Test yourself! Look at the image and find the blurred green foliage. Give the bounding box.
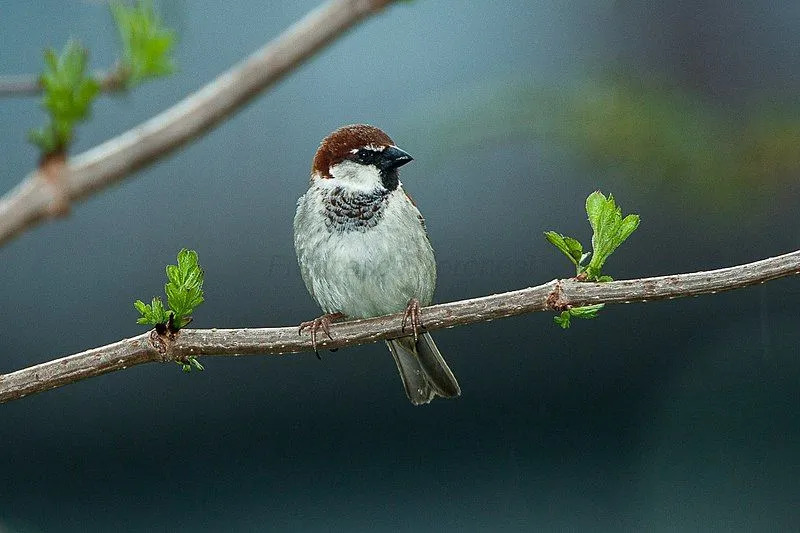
[111,0,176,87]
[29,0,175,156]
[416,74,800,207]
[28,40,100,154]
[556,78,800,194]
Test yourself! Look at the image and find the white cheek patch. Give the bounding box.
[328,160,384,192]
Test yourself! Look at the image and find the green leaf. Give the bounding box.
[553,311,571,329]
[111,0,176,87]
[134,296,169,325]
[544,231,587,274]
[133,299,148,314]
[553,304,606,329]
[163,248,204,329]
[29,40,100,154]
[584,191,640,280]
[618,214,641,243]
[546,191,638,325]
[176,356,203,373]
[134,248,203,331]
[569,304,605,319]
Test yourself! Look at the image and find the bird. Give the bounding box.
[293,124,461,405]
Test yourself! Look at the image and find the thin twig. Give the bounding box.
[0,74,44,96]
[2,249,798,404]
[0,69,126,97]
[0,0,395,247]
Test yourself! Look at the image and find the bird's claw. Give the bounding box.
[401,298,424,342]
[298,313,343,358]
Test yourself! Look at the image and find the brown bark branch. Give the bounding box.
[0,74,42,96]
[0,69,125,97]
[2,249,798,404]
[0,0,395,247]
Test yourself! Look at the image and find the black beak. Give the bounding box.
[380,146,413,171]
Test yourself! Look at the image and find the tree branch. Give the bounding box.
[0,0,395,247]
[0,74,42,96]
[2,249,798,404]
[0,69,126,97]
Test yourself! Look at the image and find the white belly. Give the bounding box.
[294,186,436,319]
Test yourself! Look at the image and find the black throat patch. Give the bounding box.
[381,168,399,191]
[323,187,391,232]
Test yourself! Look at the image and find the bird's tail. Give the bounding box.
[386,333,461,405]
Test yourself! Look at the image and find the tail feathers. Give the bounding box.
[386,333,461,405]
[387,338,435,405]
[415,333,461,398]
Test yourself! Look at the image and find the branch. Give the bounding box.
[0,74,41,96]
[2,249,798,404]
[0,69,125,97]
[0,0,395,247]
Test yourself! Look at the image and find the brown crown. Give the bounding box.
[312,124,395,178]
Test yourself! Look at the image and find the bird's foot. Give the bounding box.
[298,312,345,358]
[401,298,424,342]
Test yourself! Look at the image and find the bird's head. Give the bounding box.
[311,124,413,192]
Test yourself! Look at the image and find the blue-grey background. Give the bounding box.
[1,1,799,531]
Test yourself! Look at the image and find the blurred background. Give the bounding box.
[1,1,799,530]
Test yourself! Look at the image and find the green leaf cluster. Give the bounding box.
[543,232,589,274]
[179,357,204,373]
[585,192,640,280]
[553,304,605,329]
[545,191,639,281]
[544,191,639,328]
[28,1,175,156]
[111,0,176,87]
[28,40,100,154]
[134,296,169,326]
[165,249,204,328]
[134,249,204,331]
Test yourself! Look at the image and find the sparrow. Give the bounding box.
[293,124,461,405]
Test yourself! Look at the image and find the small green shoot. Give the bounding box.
[545,191,640,328]
[545,191,639,281]
[544,231,590,276]
[29,2,175,157]
[584,191,640,280]
[164,249,205,329]
[111,0,176,87]
[28,40,100,155]
[134,296,169,326]
[134,249,205,372]
[179,357,204,373]
[134,248,204,330]
[553,304,605,329]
